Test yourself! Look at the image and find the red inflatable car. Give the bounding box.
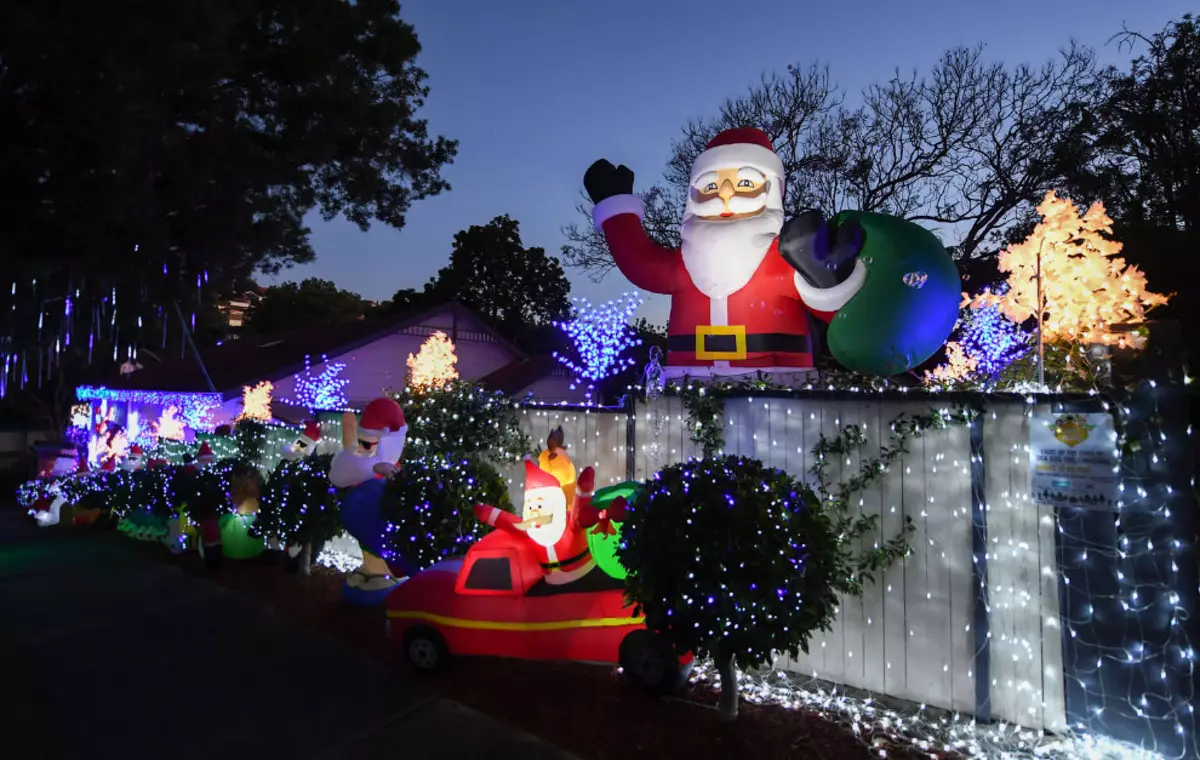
[385,528,692,694]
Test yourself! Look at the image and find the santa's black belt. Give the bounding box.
[667,332,812,357]
[540,549,590,571]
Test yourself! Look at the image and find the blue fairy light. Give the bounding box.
[289,354,350,412]
[553,291,644,385]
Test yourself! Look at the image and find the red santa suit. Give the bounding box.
[592,127,867,376]
[475,460,613,586]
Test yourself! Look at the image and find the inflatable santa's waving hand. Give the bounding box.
[584,126,960,378]
[476,460,618,586]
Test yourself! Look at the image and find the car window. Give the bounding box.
[464,557,512,591]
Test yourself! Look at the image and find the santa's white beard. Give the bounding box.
[680,196,784,300]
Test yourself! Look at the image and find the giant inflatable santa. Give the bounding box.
[585,127,960,378]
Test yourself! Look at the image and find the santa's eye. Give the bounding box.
[703,182,718,192]
[737,179,755,188]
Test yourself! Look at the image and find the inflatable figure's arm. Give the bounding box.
[569,466,596,531]
[586,160,677,295]
[474,504,525,536]
[780,210,867,322]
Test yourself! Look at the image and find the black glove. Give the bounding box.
[584,159,635,205]
[779,210,865,290]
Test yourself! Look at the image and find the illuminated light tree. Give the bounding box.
[971,191,1169,351]
[153,406,188,441]
[291,354,350,412]
[925,290,1031,388]
[236,381,273,422]
[553,292,644,401]
[406,331,459,392]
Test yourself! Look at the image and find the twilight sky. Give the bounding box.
[269,0,1193,327]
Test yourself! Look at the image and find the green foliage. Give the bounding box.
[389,380,531,464]
[809,407,975,596]
[234,421,268,466]
[619,457,841,671]
[0,0,456,397]
[378,456,514,570]
[676,376,779,457]
[253,454,340,546]
[126,465,179,519]
[422,215,572,333]
[242,279,368,334]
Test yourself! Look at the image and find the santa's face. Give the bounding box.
[120,454,143,472]
[518,486,567,547]
[282,436,317,461]
[680,166,785,300]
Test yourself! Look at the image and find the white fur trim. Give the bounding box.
[592,194,644,231]
[794,258,868,312]
[576,490,594,499]
[487,507,501,526]
[691,143,784,185]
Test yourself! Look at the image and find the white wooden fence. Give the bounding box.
[510,397,1065,732]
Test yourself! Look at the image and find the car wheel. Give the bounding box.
[403,626,449,675]
[619,629,682,696]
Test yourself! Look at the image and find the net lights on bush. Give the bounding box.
[289,354,350,412]
[554,291,644,387]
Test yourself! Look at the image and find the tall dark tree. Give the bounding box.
[424,216,571,334]
[1048,16,1200,359]
[563,48,1098,280]
[0,0,457,419]
[242,279,368,334]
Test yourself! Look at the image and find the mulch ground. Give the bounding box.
[82,524,937,760]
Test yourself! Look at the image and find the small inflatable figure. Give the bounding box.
[330,397,409,603]
[475,459,627,586]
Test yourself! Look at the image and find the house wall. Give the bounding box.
[515,367,592,405]
[270,306,518,410]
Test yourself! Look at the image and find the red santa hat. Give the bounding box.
[129,444,144,457]
[301,420,321,444]
[358,398,406,438]
[196,442,215,463]
[690,127,785,186]
[524,457,561,493]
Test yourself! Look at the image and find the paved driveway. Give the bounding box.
[0,513,578,760]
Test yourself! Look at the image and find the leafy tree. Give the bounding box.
[563,48,1098,279]
[425,216,571,333]
[389,379,531,464]
[618,457,841,721]
[242,278,368,334]
[0,0,456,405]
[1055,16,1200,361]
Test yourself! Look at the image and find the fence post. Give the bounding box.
[969,404,990,722]
[625,394,637,482]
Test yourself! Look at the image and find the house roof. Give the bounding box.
[478,354,564,396]
[82,300,523,399]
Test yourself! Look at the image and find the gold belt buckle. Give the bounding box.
[695,325,747,361]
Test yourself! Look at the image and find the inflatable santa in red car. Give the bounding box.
[475,458,626,586]
[585,126,960,378]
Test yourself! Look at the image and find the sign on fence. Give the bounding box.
[1030,411,1118,510]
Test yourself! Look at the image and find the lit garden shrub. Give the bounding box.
[618,456,840,720]
[378,455,515,572]
[252,454,341,569]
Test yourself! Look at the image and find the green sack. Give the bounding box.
[827,211,961,376]
[219,513,265,560]
[586,481,641,581]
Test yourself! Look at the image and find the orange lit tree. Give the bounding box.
[406,331,460,392]
[929,191,1168,390]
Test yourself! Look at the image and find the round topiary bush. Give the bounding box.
[378,455,514,572]
[253,454,341,558]
[618,456,841,720]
